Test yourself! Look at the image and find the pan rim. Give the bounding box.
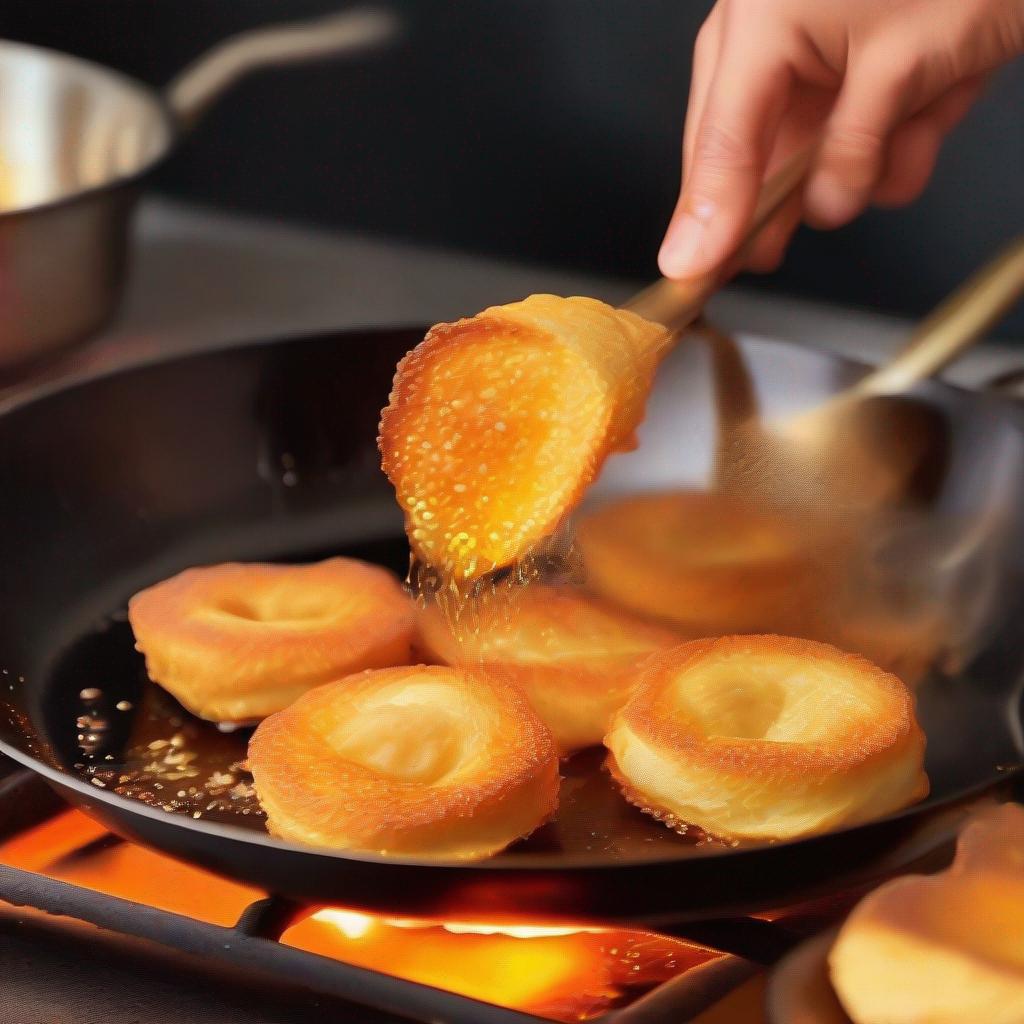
[6,320,1019,419]
[1,734,1020,873]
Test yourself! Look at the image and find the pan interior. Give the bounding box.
[0,327,1022,870]
[20,530,1024,868]
[0,40,170,214]
[38,533,718,862]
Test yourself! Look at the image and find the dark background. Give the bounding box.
[3,0,1022,330]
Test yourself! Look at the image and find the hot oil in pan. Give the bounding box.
[55,621,265,827]
[46,537,716,859]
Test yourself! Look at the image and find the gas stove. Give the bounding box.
[0,201,1020,1024]
[1,749,891,1024]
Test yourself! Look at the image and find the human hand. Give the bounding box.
[659,0,1024,279]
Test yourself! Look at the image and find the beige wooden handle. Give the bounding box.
[856,236,1024,396]
[623,148,812,331]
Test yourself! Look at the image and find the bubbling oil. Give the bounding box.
[407,523,585,654]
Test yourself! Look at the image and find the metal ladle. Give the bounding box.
[712,235,1024,514]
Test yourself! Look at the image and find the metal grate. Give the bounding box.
[0,762,859,1023]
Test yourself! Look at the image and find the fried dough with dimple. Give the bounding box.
[829,803,1024,1024]
[248,665,560,860]
[579,491,946,682]
[418,585,680,753]
[605,635,928,842]
[379,295,670,580]
[578,491,824,636]
[129,558,416,723]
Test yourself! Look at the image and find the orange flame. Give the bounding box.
[0,809,261,925]
[0,810,722,1020]
[282,909,719,1021]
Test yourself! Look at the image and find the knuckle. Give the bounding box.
[693,122,758,178]
[822,123,887,186]
[996,8,1024,59]
[827,121,885,160]
[694,21,716,59]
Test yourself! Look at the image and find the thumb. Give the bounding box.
[660,50,789,279]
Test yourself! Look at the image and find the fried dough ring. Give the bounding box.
[605,635,928,842]
[379,295,670,580]
[248,665,560,859]
[830,803,1024,1024]
[129,558,416,723]
[578,491,824,636]
[418,586,680,753]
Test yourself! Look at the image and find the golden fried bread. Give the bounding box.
[578,491,821,636]
[379,295,670,581]
[248,665,560,859]
[605,635,928,842]
[830,803,1024,1024]
[418,585,680,753]
[129,558,415,723]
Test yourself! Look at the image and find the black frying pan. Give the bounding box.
[1,326,1022,927]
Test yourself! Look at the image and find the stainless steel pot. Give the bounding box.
[0,8,396,367]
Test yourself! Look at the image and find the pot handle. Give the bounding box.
[165,7,399,130]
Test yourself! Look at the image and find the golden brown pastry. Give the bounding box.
[248,665,560,859]
[418,585,680,753]
[379,295,670,581]
[605,635,928,842]
[577,491,823,636]
[129,558,416,722]
[829,803,1024,1024]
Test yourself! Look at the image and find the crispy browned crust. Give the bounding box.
[379,314,600,578]
[617,634,923,778]
[378,295,669,580]
[247,665,560,859]
[829,804,1024,1024]
[128,558,416,722]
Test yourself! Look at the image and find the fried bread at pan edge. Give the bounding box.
[577,491,824,636]
[605,635,928,842]
[129,558,416,722]
[379,295,671,581]
[418,585,680,753]
[829,803,1024,1024]
[248,665,561,860]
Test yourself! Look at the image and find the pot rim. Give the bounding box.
[0,37,178,222]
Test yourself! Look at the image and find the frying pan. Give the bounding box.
[0,325,1023,928]
[0,8,396,367]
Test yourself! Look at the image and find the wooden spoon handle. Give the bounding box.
[856,235,1024,396]
[623,148,812,331]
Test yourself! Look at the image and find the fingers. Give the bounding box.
[663,0,1009,287]
[659,38,791,280]
[743,71,984,268]
[740,84,835,273]
[801,35,984,228]
[803,48,922,228]
[743,190,803,273]
[872,75,987,207]
[682,6,723,179]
